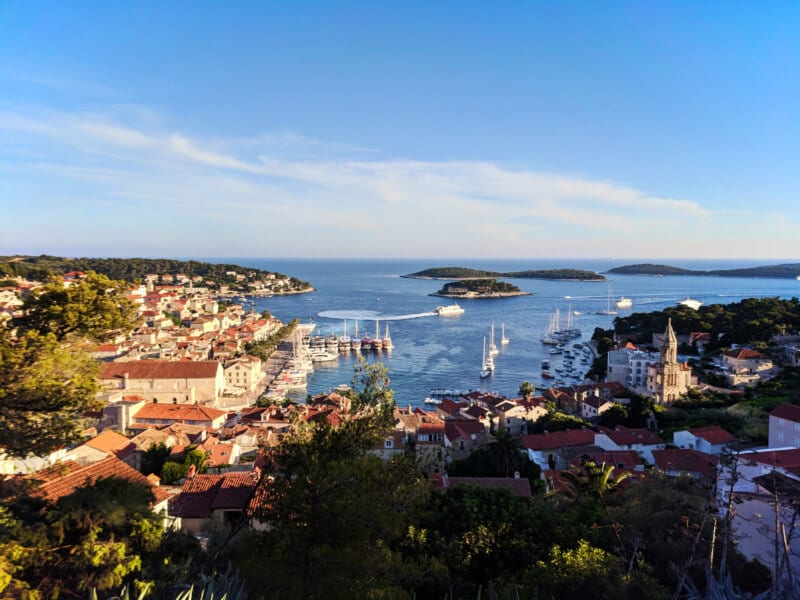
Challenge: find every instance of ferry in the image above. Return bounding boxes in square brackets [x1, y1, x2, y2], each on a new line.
[436, 303, 465, 316]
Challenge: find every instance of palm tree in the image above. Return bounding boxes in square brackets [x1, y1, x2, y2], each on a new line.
[561, 460, 630, 501]
[488, 428, 524, 478]
[518, 381, 534, 400]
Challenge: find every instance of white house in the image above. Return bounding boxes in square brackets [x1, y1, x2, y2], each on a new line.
[769, 403, 800, 448]
[594, 426, 665, 463]
[673, 425, 736, 455]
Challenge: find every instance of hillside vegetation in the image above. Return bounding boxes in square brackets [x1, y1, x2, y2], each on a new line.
[608, 262, 800, 279]
[0, 255, 311, 289]
[404, 266, 605, 281]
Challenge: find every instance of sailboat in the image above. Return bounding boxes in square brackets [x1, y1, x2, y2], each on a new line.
[382, 323, 393, 350]
[597, 286, 618, 316]
[372, 320, 383, 351]
[501, 323, 509, 345]
[339, 320, 351, 352]
[489, 323, 499, 357]
[542, 309, 560, 344]
[480, 336, 492, 378]
[351, 321, 361, 352]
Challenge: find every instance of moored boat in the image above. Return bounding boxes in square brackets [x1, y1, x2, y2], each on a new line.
[678, 297, 703, 310]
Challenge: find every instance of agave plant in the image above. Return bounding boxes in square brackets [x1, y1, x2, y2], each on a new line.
[682, 568, 770, 600]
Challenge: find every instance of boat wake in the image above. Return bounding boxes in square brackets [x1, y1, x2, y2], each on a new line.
[318, 310, 436, 321]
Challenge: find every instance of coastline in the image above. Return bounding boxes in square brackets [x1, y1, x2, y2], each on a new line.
[404, 274, 605, 282]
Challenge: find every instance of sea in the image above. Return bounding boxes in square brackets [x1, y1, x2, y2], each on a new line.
[205, 258, 800, 407]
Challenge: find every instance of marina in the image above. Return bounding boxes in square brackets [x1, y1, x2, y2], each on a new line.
[240, 258, 800, 406]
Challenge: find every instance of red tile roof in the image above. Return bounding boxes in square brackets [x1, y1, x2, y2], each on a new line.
[725, 349, 769, 360]
[770, 403, 800, 424]
[599, 426, 664, 446]
[133, 403, 227, 423]
[29, 457, 171, 504]
[170, 472, 259, 518]
[100, 360, 221, 380]
[444, 420, 486, 441]
[84, 430, 136, 458]
[522, 429, 595, 451]
[652, 449, 719, 479]
[687, 425, 736, 445]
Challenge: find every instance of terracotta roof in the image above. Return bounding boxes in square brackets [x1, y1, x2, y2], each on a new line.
[652, 449, 719, 479]
[599, 426, 664, 446]
[170, 472, 259, 518]
[29, 456, 171, 504]
[444, 420, 486, 441]
[446, 476, 532, 498]
[83, 430, 136, 458]
[743, 448, 800, 469]
[99, 360, 221, 380]
[436, 399, 463, 415]
[133, 403, 227, 423]
[770, 403, 800, 424]
[522, 429, 595, 451]
[725, 349, 769, 360]
[687, 425, 736, 445]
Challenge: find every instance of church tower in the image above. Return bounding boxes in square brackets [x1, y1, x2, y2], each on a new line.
[648, 318, 689, 403]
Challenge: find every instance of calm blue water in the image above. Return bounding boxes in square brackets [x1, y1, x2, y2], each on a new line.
[211, 259, 800, 406]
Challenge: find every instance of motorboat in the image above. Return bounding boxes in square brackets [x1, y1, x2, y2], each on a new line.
[436, 303, 465, 316]
[614, 296, 633, 310]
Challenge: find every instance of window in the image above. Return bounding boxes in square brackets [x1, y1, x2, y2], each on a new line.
[384, 440, 393, 448]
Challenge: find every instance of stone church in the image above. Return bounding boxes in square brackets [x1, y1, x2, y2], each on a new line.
[646, 318, 693, 403]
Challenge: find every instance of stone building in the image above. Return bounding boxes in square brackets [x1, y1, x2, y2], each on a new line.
[646, 319, 692, 404]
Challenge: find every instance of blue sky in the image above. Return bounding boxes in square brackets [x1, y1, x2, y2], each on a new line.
[1, 2, 798, 259]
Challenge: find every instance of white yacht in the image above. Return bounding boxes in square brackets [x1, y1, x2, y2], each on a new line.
[614, 296, 633, 310]
[436, 303, 465, 316]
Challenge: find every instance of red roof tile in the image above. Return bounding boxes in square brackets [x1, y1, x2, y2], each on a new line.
[100, 360, 221, 380]
[770, 403, 800, 424]
[687, 425, 736, 444]
[30, 457, 170, 504]
[522, 429, 595, 451]
[134, 403, 227, 423]
[170, 472, 259, 518]
[652, 449, 719, 479]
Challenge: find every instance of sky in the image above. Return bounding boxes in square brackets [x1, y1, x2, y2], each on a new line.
[1, 2, 798, 260]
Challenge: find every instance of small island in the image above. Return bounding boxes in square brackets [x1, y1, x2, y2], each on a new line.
[404, 266, 605, 281]
[430, 278, 531, 299]
[607, 262, 800, 279]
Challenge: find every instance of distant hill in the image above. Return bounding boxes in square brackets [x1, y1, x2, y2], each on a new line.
[0, 255, 312, 290]
[607, 263, 800, 279]
[403, 266, 605, 281]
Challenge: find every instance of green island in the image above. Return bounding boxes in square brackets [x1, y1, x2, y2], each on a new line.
[403, 266, 606, 281]
[0, 255, 314, 294]
[608, 262, 800, 279]
[430, 278, 531, 298]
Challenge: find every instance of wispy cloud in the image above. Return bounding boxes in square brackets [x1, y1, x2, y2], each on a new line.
[1, 103, 792, 258]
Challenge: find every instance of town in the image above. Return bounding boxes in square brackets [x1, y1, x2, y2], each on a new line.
[2, 264, 800, 599]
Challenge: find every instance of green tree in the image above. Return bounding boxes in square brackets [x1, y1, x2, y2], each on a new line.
[0, 329, 100, 457]
[14, 271, 139, 342]
[0, 477, 198, 598]
[518, 381, 534, 399]
[236, 361, 427, 599]
[599, 403, 628, 428]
